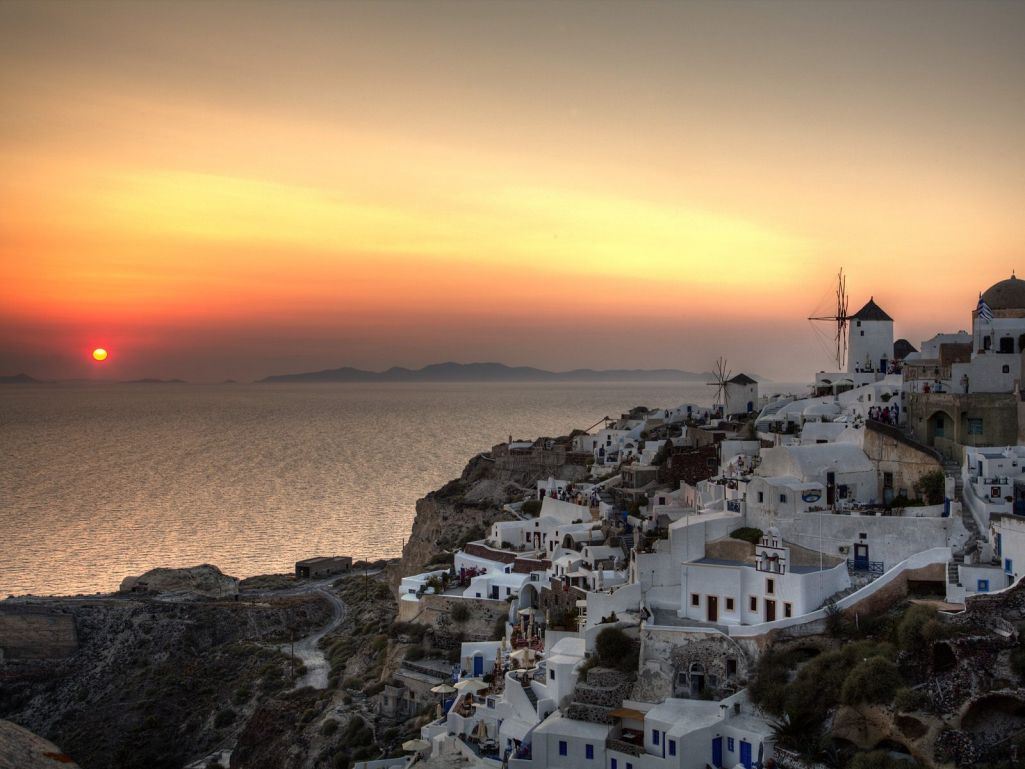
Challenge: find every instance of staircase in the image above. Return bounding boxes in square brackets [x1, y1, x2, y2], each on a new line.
[620, 527, 634, 555]
[944, 460, 980, 556]
[521, 679, 538, 709]
[947, 555, 963, 586]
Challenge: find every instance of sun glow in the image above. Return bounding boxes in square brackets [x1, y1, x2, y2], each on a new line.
[92, 348, 108, 361]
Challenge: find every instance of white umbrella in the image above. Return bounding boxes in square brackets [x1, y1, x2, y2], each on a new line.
[430, 683, 457, 694]
[454, 678, 489, 692]
[509, 648, 536, 664]
[403, 739, 430, 752]
[516, 608, 533, 616]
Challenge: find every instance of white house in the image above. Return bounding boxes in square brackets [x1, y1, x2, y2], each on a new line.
[724, 375, 759, 417]
[847, 298, 895, 375]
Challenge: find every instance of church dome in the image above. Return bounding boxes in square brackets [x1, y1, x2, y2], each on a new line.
[981, 274, 1025, 311]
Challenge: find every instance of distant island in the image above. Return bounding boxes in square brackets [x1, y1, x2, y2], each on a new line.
[121, 378, 188, 384]
[0, 373, 45, 384]
[259, 361, 744, 384]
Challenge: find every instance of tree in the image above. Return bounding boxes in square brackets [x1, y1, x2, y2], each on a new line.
[913, 470, 946, 505]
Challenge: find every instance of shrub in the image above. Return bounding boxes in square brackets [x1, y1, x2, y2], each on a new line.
[913, 470, 946, 505]
[320, 718, 339, 736]
[404, 646, 425, 661]
[894, 687, 928, 712]
[840, 656, 900, 705]
[364, 680, 385, 696]
[896, 604, 943, 653]
[522, 499, 542, 516]
[730, 527, 764, 545]
[594, 627, 638, 673]
[824, 599, 847, 638]
[849, 750, 923, 769]
[213, 708, 236, 728]
[450, 603, 472, 623]
[1010, 646, 1025, 680]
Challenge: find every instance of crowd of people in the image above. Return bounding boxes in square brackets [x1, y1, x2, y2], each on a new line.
[867, 403, 899, 425]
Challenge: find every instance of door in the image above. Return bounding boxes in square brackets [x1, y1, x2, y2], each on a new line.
[712, 737, 723, 768]
[473, 654, 484, 676]
[491, 585, 499, 599]
[740, 740, 752, 769]
[854, 544, 869, 570]
[707, 596, 718, 623]
[826, 471, 836, 506]
[765, 599, 776, 622]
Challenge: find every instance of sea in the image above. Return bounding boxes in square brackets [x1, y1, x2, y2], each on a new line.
[0, 381, 799, 597]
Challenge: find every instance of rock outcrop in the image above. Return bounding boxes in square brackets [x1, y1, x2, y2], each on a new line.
[0, 719, 80, 769]
[119, 564, 239, 598]
[0, 608, 77, 660]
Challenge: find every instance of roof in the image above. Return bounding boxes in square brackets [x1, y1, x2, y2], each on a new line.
[727, 373, 757, 385]
[609, 707, 646, 720]
[850, 297, 893, 322]
[533, 713, 609, 739]
[982, 274, 1025, 311]
[893, 338, 918, 359]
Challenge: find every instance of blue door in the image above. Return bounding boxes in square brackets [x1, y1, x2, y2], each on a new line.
[712, 737, 723, 768]
[854, 544, 869, 570]
[473, 655, 484, 676]
[740, 740, 752, 769]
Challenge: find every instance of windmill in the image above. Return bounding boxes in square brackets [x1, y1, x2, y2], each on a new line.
[706, 357, 732, 415]
[808, 269, 850, 370]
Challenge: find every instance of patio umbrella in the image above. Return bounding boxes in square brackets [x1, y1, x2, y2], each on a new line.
[472, 720, 489, 740]
[509, 648, 536, 665]
[402, 739, 430, 752]
[430, 683, 457, 695]
[454, 678, 489, 692]
[516, 608, 533, 616]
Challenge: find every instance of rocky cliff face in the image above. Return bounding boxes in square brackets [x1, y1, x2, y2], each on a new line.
[119, 564, 239, 599]
[0, 593, 329, 769]
[0, 719, 80, 769]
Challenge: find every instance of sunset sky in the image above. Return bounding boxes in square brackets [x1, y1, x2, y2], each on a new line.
[1, 0, 1023, 382]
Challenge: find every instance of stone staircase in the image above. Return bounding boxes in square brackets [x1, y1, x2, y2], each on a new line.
[944, 459, 980, 556]
[947, 555, 963, 586]
[521, 678, 538, 709]
[566, 667, 634, 724]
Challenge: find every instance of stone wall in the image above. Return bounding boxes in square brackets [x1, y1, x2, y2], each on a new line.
[635, 628, 750, 703]
[863, 420, 943, 501]
[412, 594, 508, 644]
[0, 608, 77, 660]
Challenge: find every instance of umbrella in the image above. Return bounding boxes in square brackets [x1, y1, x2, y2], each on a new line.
[516, 608, 534, 616]
[509, 648, 536, 664]
[430, 683, 457, 694]
[472, 720, 489, 740]
[454, 678, 488, 693]
[403, 739, 430, 752]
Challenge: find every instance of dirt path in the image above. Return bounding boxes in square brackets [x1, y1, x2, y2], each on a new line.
[282, 587, 347, 690]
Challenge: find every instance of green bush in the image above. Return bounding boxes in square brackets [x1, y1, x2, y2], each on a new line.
[320, 718, 339, 736]
[894, 687, 928, 712]
[913, 470, 946, 505]
[840, 656, 900, 705]
[213, 708, 236, 728]
[730, 527, 764, 545]
[404, 646, 425, 661]
[522, 499, 542, 516]
[595, 627, 638, 673]
[450, 603, 472, 623]
[896, 604, 944, 653]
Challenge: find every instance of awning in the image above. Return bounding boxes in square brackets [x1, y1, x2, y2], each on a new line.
[609, 708, 646, 720]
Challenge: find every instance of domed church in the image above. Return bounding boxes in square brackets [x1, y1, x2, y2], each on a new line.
[905, 274, 1025, 458]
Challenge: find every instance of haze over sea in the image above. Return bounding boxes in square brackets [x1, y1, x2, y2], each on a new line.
[1, 381, 799, 597]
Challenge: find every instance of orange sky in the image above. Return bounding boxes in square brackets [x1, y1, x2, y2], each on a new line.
[1, 0, 1024, 381]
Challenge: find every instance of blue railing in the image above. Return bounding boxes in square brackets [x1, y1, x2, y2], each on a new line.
[847, 559, 884, 575]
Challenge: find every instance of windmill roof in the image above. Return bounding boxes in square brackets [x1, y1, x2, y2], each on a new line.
[850, 298, 892, 322]
[727, 373, 757, 385]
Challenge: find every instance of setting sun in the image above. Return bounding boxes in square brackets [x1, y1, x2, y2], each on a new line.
[92, 348, 108, 362]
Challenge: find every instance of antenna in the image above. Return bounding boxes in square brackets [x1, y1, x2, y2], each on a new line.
[808, 269, 849, 370]
[706, 357, 732, 412]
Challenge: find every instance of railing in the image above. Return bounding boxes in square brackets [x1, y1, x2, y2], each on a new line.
[399, 661, 451, 680]
[606, 738, 644, 757]
[847, 559, 884, 576]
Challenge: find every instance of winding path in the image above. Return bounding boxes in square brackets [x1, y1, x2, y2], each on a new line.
[282, 587, 347, 690]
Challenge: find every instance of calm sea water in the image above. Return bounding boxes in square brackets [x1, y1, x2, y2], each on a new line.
[0, 381, 795, 597]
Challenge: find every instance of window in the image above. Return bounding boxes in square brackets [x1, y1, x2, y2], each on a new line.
[969, 418, 984, 435]
[652, 730, 659, 746]
[779, 493, 787, 503]
[725, 597, 735, 611]
[611, 760, 618, 769]
[860, 330, 864, 336]
[784, 602, 793, 618]
[726, 658, 737, 676]
[550, 669, 555, 680]
[669, 740, 677, 756]
[691, 593, 700, 607]
[559, 741, 567, 756]
[766, 578, 775, 595]
[586, 744, 594, 760]
[627, 764, 633, 769]
[977, 579, 990, 593]
[750, 596, 758, 611]
[728, 737, 735, 752]
[1006, 558, 1014, 575]
[1003, 365, 1011, 374]
[757, 491, 764, 503]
